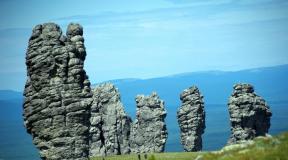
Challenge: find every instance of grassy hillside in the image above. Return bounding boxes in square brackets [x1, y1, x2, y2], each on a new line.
[91, 132, 288, 160]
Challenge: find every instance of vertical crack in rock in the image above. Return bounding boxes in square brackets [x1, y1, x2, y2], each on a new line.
[227, 83, 272, 144]
[23, 23, 93, 160]
[177, 86, 205, 152]
[130, 92, 168, 153]
[89, 83, 131, 157]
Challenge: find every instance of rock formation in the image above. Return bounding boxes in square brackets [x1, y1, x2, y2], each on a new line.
[130, 92, 168, 153]
[24, 22, 274, 159]
[177, 86, 205, 152]
[23, 23, 93, 160]
[23, 23, 171, 159]
[89, 83, 131, 156]
[227, 83, 272, 144]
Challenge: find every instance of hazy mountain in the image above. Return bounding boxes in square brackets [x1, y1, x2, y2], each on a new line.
[2, 64, 287, 104]
[95, 64, 288, 112]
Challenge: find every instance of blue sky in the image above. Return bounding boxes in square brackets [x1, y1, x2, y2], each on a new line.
[0, 0, 288, 91]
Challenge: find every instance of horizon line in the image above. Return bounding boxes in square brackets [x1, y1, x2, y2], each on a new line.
[93, 63, 288, 83]
[1, 63, 287, 92]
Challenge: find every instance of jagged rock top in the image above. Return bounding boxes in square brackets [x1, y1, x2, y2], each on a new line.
[134, 92, 167, 123]
[177, 86, 205, 152]
[232, 83, 254, 95]
[180, 86, 203, 102]
[136, 92, 164, 108]
[67, 23, 83, 38]
[227, 83, 272, 144]
[92, 83, 122, 109]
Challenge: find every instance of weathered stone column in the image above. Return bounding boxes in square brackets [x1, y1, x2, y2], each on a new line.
[130, 92, 168, 153]
[89, 83, 131, 156]
[227, 83, 272, 144]
[177, 86, 205, 151]
[23, 23, 93, 160]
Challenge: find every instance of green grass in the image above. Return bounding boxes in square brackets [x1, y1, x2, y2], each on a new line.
[91, 132, 288, 160]
[91, 152, 200, 160]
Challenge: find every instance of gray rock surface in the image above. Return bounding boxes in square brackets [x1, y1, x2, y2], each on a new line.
[23, 23, 93, 160]
[130, 92, 168, 153]
[89, 83, 131, 156]
[227, 83, 272, 144]
[177, 86, 205, 152]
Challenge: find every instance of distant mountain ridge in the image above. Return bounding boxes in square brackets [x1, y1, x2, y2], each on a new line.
[93, 64, 288, 107]
[2, 64, 288, 103]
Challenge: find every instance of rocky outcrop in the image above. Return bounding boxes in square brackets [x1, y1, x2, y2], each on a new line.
[23, 23, 132, 159]
[89, 83, 131, 156]
[23, 23, 92, 160]
[130, 92, 168, 153]
[177, 86, 205, 152]
[23, 23, 171, 159]
[227, 83, 272, 144]
[24, 22, 274, 159]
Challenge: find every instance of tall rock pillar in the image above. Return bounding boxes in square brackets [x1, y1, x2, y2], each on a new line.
[177, 86, 205, 151]
[23, 23, 92, 160]
[89, 83, 131, 156]
[130, 92, 168, 153]
[228, 83, 272, 144]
